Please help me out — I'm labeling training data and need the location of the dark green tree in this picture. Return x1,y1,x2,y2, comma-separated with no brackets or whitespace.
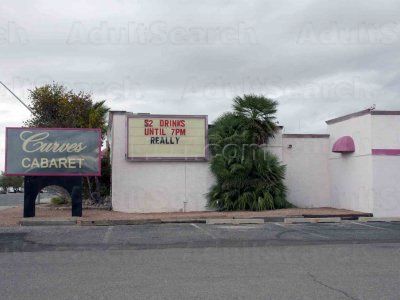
25,83,108,137
208,94,292,211
24,83,110,202
0,171,23,189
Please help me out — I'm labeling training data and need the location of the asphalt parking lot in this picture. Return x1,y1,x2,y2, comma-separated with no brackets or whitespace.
0,221,400,299
0,193,23,207
0,192,56,208
1,221,400,252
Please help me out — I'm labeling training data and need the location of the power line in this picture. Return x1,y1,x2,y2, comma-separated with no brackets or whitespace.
0,81,33,114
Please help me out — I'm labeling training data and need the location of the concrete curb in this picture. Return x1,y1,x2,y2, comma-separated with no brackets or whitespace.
78,219,162,226
284,217,341,224
303,213,373,220
19,215,379,227
358,217,400,222
20,218,78,226
263,217,285,223
206,218,264,225
160,218,206,224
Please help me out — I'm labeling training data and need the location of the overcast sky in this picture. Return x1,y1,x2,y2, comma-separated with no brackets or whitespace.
1,0,400,171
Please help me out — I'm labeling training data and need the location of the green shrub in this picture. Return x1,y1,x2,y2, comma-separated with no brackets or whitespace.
51,196,69,205
207,94,292,211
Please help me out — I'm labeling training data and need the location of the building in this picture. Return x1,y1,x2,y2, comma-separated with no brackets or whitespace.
108,109,400,217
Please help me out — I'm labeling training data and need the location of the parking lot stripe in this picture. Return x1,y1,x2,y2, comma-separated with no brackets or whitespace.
350,221,389,230
191,223,217,239
102,226,114,243
273,222,330,239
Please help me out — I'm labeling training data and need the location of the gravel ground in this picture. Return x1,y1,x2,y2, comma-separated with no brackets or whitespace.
0,205,369,227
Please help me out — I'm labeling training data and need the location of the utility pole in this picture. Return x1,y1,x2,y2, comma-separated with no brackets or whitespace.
0,81,33,114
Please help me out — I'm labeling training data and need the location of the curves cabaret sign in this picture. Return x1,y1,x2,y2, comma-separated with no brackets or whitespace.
5,128,101,176
127,114,208,161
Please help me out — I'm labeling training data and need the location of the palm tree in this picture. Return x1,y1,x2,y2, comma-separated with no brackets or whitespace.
88,100,109,135
208,94,291,211
232,94,279,145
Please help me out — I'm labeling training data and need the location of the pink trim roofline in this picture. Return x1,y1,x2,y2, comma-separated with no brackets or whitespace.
326,109,400,125
283,134,330,138
372,149,400,156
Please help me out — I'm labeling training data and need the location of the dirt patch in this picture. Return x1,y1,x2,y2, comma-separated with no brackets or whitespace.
0,205,369,227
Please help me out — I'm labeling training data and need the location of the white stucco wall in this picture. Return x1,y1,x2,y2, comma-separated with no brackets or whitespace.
327,112,400,216
109,115,334,213
282,136,331,208
371,114,400,217
109,109,400,216
328,114,374,213
371,114,400,149
265,128,283,161
110,113,214,213
372,156,400,217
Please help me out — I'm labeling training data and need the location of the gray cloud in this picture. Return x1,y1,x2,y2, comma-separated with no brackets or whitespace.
1,0,400,170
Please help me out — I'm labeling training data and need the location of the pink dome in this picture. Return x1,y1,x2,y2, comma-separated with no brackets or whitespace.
332,136,355,153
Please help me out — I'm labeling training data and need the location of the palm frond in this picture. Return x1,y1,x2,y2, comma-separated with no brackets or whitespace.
207,94,291,211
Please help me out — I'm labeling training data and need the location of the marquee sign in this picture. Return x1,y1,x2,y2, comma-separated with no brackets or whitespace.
5,128,101,176
127,114,208,161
